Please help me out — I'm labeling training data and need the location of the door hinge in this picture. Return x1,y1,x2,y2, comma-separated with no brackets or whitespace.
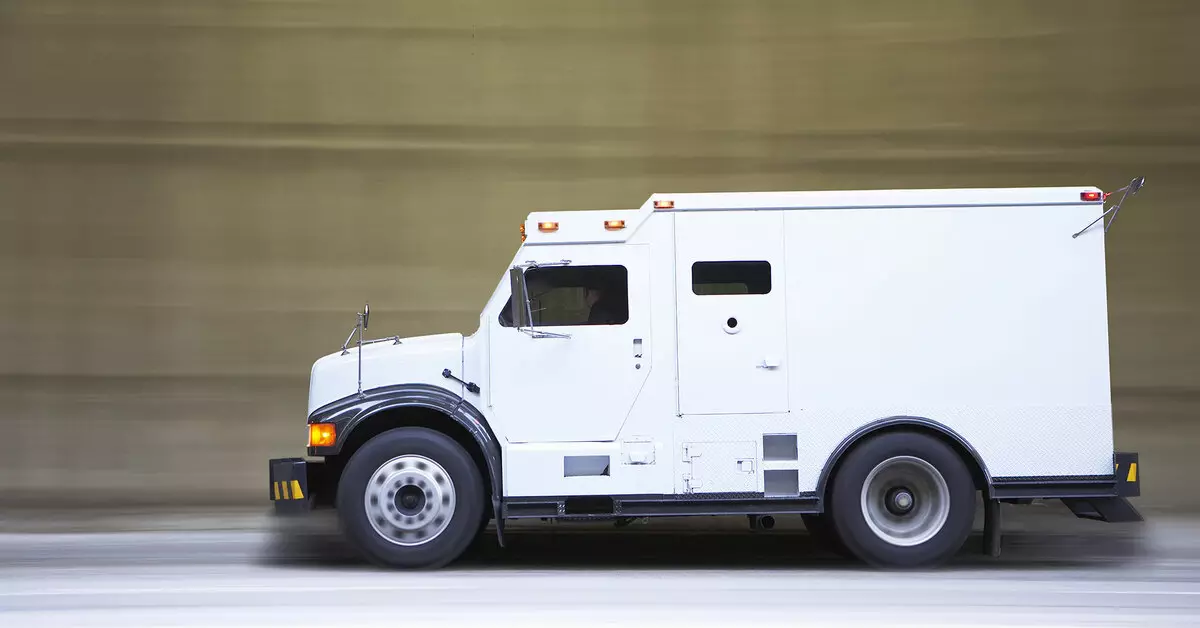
682,444,703,493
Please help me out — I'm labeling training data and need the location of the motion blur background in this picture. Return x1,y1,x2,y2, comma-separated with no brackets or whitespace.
0,0,1196,512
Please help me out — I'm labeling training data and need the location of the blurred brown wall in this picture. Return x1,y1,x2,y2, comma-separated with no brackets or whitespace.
1,0,1197,510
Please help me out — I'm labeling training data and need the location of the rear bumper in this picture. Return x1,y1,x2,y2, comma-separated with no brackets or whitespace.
1113,451,1140,498
1062,451,1143,523
988,451,1143,523
269,458,332,515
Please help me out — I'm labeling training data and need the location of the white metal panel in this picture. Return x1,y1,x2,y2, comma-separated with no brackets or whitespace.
784,203,1111,409
488,244,652,443
675,211,789,415
503,440,670,497
681,441,758,494
780,201,1113,480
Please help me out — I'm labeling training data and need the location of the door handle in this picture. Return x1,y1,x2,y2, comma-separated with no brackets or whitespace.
757,357,781,369
633,338,643,358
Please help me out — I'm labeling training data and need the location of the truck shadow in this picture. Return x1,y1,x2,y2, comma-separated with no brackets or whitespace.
263,520,1145,572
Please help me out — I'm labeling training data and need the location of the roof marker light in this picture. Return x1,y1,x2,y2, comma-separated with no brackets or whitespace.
604,219,626,230
538,221,559,232
653,199,674,209
519,223,526,242
1081,191,1103,202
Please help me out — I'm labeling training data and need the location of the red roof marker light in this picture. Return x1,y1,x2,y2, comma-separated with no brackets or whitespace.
1081,191,1103,202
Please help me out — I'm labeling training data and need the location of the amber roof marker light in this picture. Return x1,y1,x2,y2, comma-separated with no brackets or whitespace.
604,219,626,230
653,199,674,209
538,221,559,232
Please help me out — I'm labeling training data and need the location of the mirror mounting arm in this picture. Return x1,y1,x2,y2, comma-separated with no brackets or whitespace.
355,306,366,398
507,262,573,339
519,327,572,339
1073,175,1146,239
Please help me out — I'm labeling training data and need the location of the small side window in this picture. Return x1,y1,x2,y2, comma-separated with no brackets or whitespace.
499,265,629,327
691,261,771,295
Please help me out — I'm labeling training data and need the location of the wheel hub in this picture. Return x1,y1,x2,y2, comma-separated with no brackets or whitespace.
886,487,915,515
860,456,950,547
395,484,426,515
365,454,456,546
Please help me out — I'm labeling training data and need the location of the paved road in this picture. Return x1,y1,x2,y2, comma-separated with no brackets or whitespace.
2,512,1199,627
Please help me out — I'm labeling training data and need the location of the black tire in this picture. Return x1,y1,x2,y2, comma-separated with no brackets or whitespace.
827,431,975,568
800,513,852,558
472,513,493,547
336,427,484,569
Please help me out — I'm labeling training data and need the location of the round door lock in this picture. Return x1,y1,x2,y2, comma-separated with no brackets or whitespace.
723,317,741,334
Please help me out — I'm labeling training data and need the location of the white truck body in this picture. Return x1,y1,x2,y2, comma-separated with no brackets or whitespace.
307,186,1116,501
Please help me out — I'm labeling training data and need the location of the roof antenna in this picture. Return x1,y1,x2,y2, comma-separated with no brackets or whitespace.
1073,176,1145,239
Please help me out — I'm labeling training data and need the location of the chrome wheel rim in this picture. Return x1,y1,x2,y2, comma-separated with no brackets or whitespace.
364,455,455,546
860,455,950,547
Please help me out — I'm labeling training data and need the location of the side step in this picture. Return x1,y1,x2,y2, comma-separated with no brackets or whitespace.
1062,497,1144,523
503,494,821,520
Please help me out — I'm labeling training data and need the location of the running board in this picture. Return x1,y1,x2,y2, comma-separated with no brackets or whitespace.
503,494,821,520
1062,497,1144,523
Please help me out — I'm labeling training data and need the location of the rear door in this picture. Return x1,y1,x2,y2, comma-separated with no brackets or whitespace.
675,211,789,415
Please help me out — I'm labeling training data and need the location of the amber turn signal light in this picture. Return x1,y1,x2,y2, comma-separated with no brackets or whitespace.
308,423,336,447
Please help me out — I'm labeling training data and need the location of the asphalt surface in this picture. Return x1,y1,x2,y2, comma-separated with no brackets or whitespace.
2,508,1200,627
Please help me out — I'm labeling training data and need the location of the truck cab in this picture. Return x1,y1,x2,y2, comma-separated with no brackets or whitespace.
270,182,1144,569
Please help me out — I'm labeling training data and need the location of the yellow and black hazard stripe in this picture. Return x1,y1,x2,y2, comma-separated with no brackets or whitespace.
272,479,306,501
268,457,310,503
1114,451,1140,498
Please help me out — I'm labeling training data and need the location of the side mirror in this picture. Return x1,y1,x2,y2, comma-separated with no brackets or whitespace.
508,267,532,328
361,302,370,330
1130,176,1145,194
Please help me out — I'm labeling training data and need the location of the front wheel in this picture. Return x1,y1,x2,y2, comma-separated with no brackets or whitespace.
827,431,975,568
336,427,484,569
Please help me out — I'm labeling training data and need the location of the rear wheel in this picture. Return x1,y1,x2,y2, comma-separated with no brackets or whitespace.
827,431,975,568
337,427,484,569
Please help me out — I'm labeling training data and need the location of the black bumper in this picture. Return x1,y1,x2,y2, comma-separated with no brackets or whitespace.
269,458,331,515
1062,451,1143,523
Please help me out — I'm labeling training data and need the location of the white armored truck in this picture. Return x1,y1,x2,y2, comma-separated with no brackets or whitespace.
270,179,1146,569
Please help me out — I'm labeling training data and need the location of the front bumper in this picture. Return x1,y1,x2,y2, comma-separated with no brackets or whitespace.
269,458,331,515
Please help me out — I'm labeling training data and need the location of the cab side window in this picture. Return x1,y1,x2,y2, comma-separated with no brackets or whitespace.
691,261,772,295
499,265,629,327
